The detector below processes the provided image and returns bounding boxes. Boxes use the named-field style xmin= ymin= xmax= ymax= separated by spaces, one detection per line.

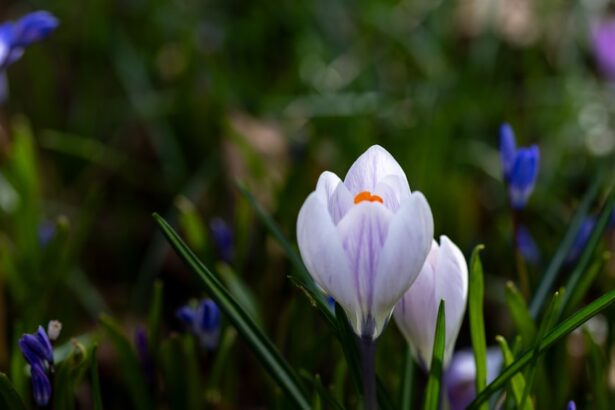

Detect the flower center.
xmin=354 ymin=191 xmax=383 ymax=204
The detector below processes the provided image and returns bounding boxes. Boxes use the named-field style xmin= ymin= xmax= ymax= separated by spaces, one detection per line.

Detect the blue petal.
xmin=12 ymin=11 xmax=58 ymax=48
xmin=18 ymin=336 xmax=44 ymax=367
xmin=499 ymin=123 xmax=517 ymax=181
xmin=567 ymin=401 xmax=576 ymax=410
xmin=508 ymin=145 xmax=540 ymax=209
xmin=197 ymin=299 xmax=220 ymax=332
xmin=0 ymin=23 xmax=14 ymax=67
xmin=31 ymin=363 xmax=51 ymax=407
xmin=35 ymin=326 xmax=54 ymax=363
xmin=210 ymin=218 xmax=234 ymax=263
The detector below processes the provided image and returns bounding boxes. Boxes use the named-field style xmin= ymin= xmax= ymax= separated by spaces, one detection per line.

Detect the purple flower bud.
xmin=30 ymin=363 xmax=51 ymax=407
xmin=516 ymin=225 xmax=541 ymax=264
xmin=134 ymin=325 xmax=154 ymax=385
xmin=12 ymin=11 xmax=58 ymax=48
xmin=209 ymin=217 xmax=234 ymax=263
xmin=38 ymin=221 xmax=55 ymax=247
xmin=568 ymin=216 xmax=596 ymax=264
xmin=176 ymin=306 xmax=195 ymax=326
xmin=568 ymin=400 xmax=576 ymax=410
xmin=499 ymin=124 xmax=540 ymax=209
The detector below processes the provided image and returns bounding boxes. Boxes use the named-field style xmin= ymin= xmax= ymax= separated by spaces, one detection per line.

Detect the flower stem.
xmin=511 ymin=208 xmax=530 ymax=298
xmin=360 ymin=335 xmax=377 ymax=410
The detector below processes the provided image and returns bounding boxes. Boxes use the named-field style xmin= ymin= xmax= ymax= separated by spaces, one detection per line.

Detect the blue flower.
xmin=209 ymin=217 xmax=234 ymax=263
xmin=18 ymin=325 xmax=56 ymax=407
xmin=499 ymin=124 xmax=540 ymax=209
xmin=30 ymin=363 xmax=52 ymax=407
xmin=177 ymin=298 xmax=221 ymax=349
xmin=516 ymin=225 xmax=541 ymax=264
xmin=0 ymin=11 xmax=58 ymax=102
xmin=567 ymin=400 xmax=576 ymax=410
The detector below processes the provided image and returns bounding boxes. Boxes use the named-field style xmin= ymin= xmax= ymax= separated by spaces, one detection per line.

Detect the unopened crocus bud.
xmin=177 ymin=298 xmax=221 ymax=350
xmin=47 ymin=320 xmax=62 ymax=341
xmin=499 ymin=124 xmax=540 ymax=210
xmin=393 ymin=236 xmax=468 ymax=368
xmin=297 ymin=145 xmax=433 ymax=339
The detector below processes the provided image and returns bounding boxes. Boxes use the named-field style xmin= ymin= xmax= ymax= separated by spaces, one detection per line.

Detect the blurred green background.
xmin=1 ymin=0 xmax=615 ymax=408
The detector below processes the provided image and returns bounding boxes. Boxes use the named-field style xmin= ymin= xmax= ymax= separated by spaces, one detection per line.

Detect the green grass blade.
xmin=520 ymin=290 xmax=563 ymax=409
xmin=423 ymin=300 xmax=446 ymax=410
xmin=0 ymin=373 xmax=26 ymax=410
xmin=90 ymin=345 xmax=104 ymax=410
xmin=529 ymin=175 xmax=603 ymax=317
xmin=468 ymin=244 xmax=487 ymax=407
xmin=153 ymin=213 xmax=311 ymax=410
xmin=468 ymin=288 xmax=615 ymax=409
xmin=563 ymin=254 xmax=608 ymax=318
xmin=559 ymin=191 xmax=615 ymax=318
xmin=299 ymin=371 xmax=345 ymax=410
xmin=495 ymin=336 xmax=533 ymax=410
xmin=505 ymin=282 xmax=537 ymax=346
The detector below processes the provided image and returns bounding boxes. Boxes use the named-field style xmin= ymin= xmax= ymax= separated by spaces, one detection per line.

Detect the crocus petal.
xmin=315 ymin=171 xmax=353 ymax=224
xmin=374 ymin=174 xmax=412 ymax=212
xmin=499 ymin=123 xmax=516 ymax=181
xmin=297 ymin=192 xmax=361 ymax=330
xmin=394 ymin=235 xmax=468 ymax=368
xmin=336 ymin=201 xmax=394 ymax=337
xmin=371 ymin=192 xmax=433 ymax=338
xmin=343 ymin=145 xmax=410 ymax=195
xmin=508 ymin=145 xmax=539 ymax=209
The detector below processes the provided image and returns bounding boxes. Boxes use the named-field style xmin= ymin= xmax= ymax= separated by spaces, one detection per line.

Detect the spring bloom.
xmin=499 ymin=124 xmax=540 ymax=210
xmin=592 ymin=17 xmax=615 ymax=81
xmin=297 ymin=145 xmax=433 ymax=339
xmin=394 ymin=236 xmax=468 ymax=368
xmin=567 ymin=401 xmax=576 ymax=410
xmin=0 ymin=11 xmax=58 ymax=101
xmin=444 ymin=348 xmax=502 ymax=410
xmin=177 ymin=298 xmax=221 ymax=349
xmin=18 ymin=325 xmax=58 ymax=407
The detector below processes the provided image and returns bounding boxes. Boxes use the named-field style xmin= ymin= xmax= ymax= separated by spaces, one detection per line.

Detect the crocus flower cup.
xmin=297 ymin=145 xmax=434 ymax=339
xmin=394 ymin=236 xmax=468 ymax=368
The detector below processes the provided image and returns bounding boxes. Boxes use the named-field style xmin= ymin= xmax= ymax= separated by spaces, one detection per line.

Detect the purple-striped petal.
xmin=31 ymin=363 xmax=51 ymax=407
xmin=297 ymin=192 xmax=361 ymax=331
xmin=343 ymin=145 xmax=410 ymax=195
xmin=336 ymin=201 xmax=393 ymax=337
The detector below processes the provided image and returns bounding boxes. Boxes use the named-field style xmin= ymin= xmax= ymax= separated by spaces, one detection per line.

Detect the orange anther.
xmin=354 ymin=191 xmax=384 ymax=204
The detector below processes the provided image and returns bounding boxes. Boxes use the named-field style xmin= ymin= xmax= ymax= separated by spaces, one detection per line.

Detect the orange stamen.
xmin=354 ymin=191 xmax=384 ymax=204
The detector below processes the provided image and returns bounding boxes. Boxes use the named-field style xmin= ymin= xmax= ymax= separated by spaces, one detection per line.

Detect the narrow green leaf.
xmin=468 ymin=288 xmax=615 ymax=409
xmin=583 ymin=329 xmax=608 ymax=410
xmin=520 ymin=290 xmax=563 ymax=410
xmin=495 ymin=336 xmax=533 ymax=410
xmin=53 ymin=341 xmax=89 ymax=410
xmin=505 ymin=282 xmax=537 ymax=345
xmin=560 ymin=191 xmax=615 ymax=318
xmin=423 ymin=300 xmax=446 ymax=410
xmin=159 ymin=336 xmax=200 ymax=410
xmin=468 ymin=244 xmax=487 ymax=408
xmin=153 ymin=213 xmax=311 ymax=410
xmin=563 ymin=253 xmax=608 ymax=317
xmin=529 ymin=175 xmax=603 ymax=317
xmin=99 ymin=315 xmax=153 ymax=410
xmin=0 ymin=373 xmax=26 ymax=410
xmin=147 ymin=280 xmax=164 ymax=353
xmin=90 ymin=345 xmax=104 ymax=410
xmin=399 ymin=347 xmax=415 ymax=410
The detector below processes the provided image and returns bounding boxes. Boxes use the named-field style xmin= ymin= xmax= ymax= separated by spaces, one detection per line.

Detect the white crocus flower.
xmin=393 ymin=236 xmax=468 ymax=368
xmin=297 ymin=145 xmax=433 ymax=339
